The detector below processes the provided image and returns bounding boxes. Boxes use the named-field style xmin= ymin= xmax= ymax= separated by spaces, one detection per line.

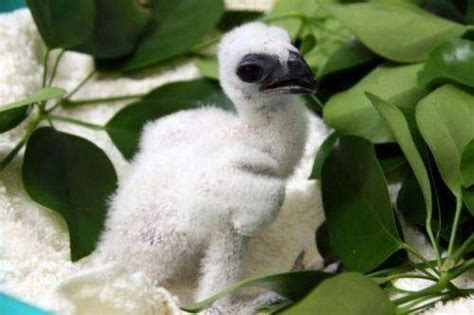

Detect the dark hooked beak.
xmin=260 ymin=51 xmax=317 ymax=95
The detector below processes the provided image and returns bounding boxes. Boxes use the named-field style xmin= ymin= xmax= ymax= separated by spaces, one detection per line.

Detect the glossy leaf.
xmin=321 ymin=136 xmax=402 ymax=272
xmin=72 ymin=0 xmax=150 ymax=58
xmin=27 ymin=0 xmax=95 ymax=49
xmin=267 ymin=0 xmax=324 ymax=38
xmin=183 ymin=270 xmax=331 ymax=313
xmin=300 ymin=34 xmax=316 ymax=55
xmin=318 ymin=39 xmax=379 ymax=79
xmin=0 ymin=87 xmax=65 ymax=113
xmin=282 ymin=272 xmax=395 ymax=315
xmin=309 ymin=132 xmax=338 ymax=180
xmin=322 ymin=1 xmax=466 ymax=62
xmin=324 ymin=64 xmax=427 ymax=143
xmin=0 ymin=108 xmax=28 ymax=134
xmin=0 ymin=87 xmax=66 ymax=133
xmin=416 ymin=85 xmax=474 ymax=197
xmin=419 ymin=39 xmax=474 ymax=88
xmin=461 ymin=139 xmax=474 ymax=188
xmin=367 ymin=93 xmax=433 ymax=223
xmin=462 ymin=186 xmax=474 ymax=215
xmin=106 ymin=79 xmax=233 ymax=160
xmin=22 ymin=127 xmax=117 ymax=261
xmin=111 ymin=0 xmax=224 ymax=72
xmin=196 ymin=57 xmax=219 ymax=80
xmin=316 ymin=221 xmax=334 ymax=263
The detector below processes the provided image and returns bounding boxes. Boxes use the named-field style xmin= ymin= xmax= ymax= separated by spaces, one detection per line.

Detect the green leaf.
xmin=217 ymin=10 xmax=263 ymax=32
xmin=366 ymin=93 xmax=433 ymax=223
xmin=419 ymin=39 xmax=474 ymax=88
xmin=196 ymin=56 xmax=219 ymax=80
xmin=0 ymin=87 xmax=65 ymax=113
xmin=183 ymin=270 xmax=331 ymax=313
xmin=27 ymin=0 xmax=95 ymax=49
xmin=22 ymin=127 xmax=117 ymax=261
xmin=106 ymin=79 xmax=233 ymax=160
xmin=321 ymin=136 xmax=402 ymax=272
xmin=300 ymin=34 xmax=316 ymax=55
xmin=282 ymin=272 xmax=395 ymax=315
xmin=467 ymin=0 xmax=474 ymax=24
xmin=322 ymin=1 xmax=467 ymax=62
xmin=398 ymin=174 xmax=473 ymax=239
xmin=461 ymin=139 xmax=474 ymax=188
xmin=416 ymin=85 xmax=474 ymax=197
xmin=318 ymin=39 xmax=379 ymax=79
xmin=323 ymin=64 xmax=427 ymax=143
xmin=110 ymin=0 xmax=224 ymax=72
xmin=461 ymin=139 xmax=474 ymax=215
xmin=28 ymin=0 xmax=150 ymax=58
xmin=462 ymin=186 xmax=474 ymax=215
xmin=309 ymin=132 xmax=338 ymax=180
xmin=73 ymin=0 xmax=150 ymax=58
xmin=267 ymin=0 xmax=324 ymax=38
xmin=316 ymin=221 xmax=334 ymax=263
xmin=0 ymin=108 xmax=28 ymax=134
xmin=0 ymin=87 xmax=66 ymax=133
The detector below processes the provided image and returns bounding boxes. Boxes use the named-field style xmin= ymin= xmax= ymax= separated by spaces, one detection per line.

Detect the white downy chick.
xmin=93 ymin=22 xmax=317 ymax=308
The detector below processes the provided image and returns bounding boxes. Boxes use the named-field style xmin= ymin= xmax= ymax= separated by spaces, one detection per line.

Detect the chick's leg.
xmin=195 ymin=230 xmax=247 ymax=305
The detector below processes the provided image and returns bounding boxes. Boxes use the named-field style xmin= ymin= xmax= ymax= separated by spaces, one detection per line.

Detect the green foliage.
xmin=101 ymin=0 xmax=224 ymax=71
xmin=27 ymin=0 xmax=95 ymax=49
xmin=183 ymin=271 xmax=331 ymax=313
xmin=1 ymin=0 xmax=473 ymax=313
xmin=322 ymin=1 xmax=467 ymax=62
xmin=282 ymin=273 xmax=395 ymax=315
xmin=461 ymin=139 xmax=474 ymax=188
xmin=71 ymin=0 xmax=150 ymax=59
xmin=309 ymin=132 xmax=338 ymax=180
xmin=419 ymin=39 xmax=474 ymax=88
xmin=0 ymin=87 xmax=65 ymax=133
xmin=106 ymin=79 xmax=233 ymax=160
xmin=22 ymin=127 xmax=117 ymax=261
xmin=324 ymin=64 xmax=427 ymax=143
xmin=416 ymin=85 xmax=474 ymax=197
xmin=196 ymin=57 xmax=219 ymax=80
xmin=318 ymin=39 xmax=378 ymax=79
xmin=321 ymin=135 xmax=402 ymax=272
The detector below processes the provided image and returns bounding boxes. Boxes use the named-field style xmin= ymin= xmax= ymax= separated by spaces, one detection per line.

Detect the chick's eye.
xmin=236 ymin=64 xmax=264 ymax=83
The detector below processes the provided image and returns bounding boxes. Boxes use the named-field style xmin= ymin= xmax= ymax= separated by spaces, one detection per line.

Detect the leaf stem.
xmin=447 ymin=196 xmax=463 ymax=257
xmin=63 ymin=93 xmax=146 ymax=107
xmin=401 ymin=243 xmax=439 ymax=276
xmin=393 ymin=272 xmax=450 ymax=306
xmin=66 ymin=69 xmax=97 ymax=100
xmin=0 ymin=139 xmax=26 ymax=171
xmin=48 ymin=49 xmax=65 ymax=86
xmin=42 ymin=48 xmax=50 ymax=88
xmin=48 ymin=115 xmax=105 ymax=131
xmin=425 ymin=153 xmax=442 ymax=268
xmin=373 ymin=273 xmax=436 ymax=284
xmin=452 ymin=234 xmax=474 ymax=264
xmin=448 ymin=258 xmax=474 ymax=280
xmin=47 ymin=69 xmax=97 ymax=113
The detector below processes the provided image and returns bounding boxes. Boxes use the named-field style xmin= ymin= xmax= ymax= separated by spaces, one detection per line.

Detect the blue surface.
xmin=0 ymin=0 xmax=26 ymax=13
xmin=0 ymin=293 xmax=53 ymax=315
